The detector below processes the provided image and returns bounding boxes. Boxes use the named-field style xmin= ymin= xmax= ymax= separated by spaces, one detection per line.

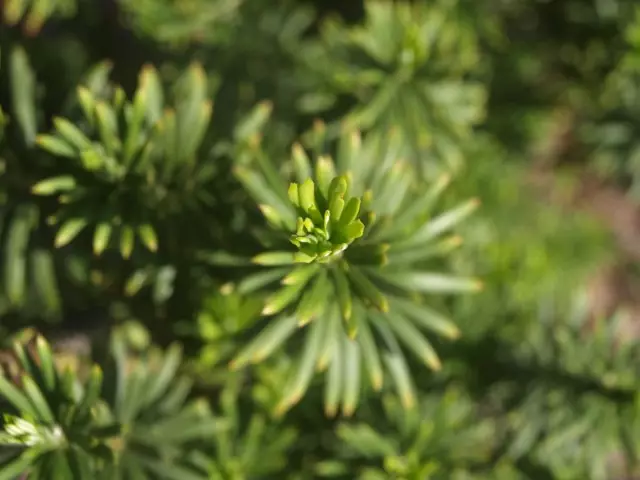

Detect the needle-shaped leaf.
xmin=329 ymin=195 xmax=345 ymax=223
xmin=21 ymin=375 xmax=55 ymax=425
xmin=230 ymin=315 xmax=299 ymax=370
xmin=139 ymin=64 xmax=165 ymax=124
xmin=278 ymin=312 xmax=326 ymax=411
xmin=395 ymin=198 xmax=479 ymax=249
xmin=113 ymin=86 xmax=126 ymax=110
xmin=341 ymin=335 xmax=361 ymax=416
xmin=68 ymin=446 xmax=93 ymax=479
xmin=79 ymin=149 xmax=105 ymax=172
xmin=143 ymin=344 xmax=182 ymax=407
xmin=331 ymin=267 xmax=353 ymax=324
xmin=336 ymin=129 xmax=362 ymax=173
xmin=234 ymin=100 xmax=272 ymax=143
xmin=0 ymin=449 xmax=40 ymax=480
xmin=13 ymin=342 xmax=36 ymax=380
xmin=34 ymin=337 xmax=56 ymax=393
xmin=120 ymin=225 xmax=135 ymax=259
xmin=161 ymin=109 xmax=179 ymax=175
xmin=76 ymin=366 xmax=103 ymax=419
xmin=50 ymin=449 xmax=74 ymax=478
xmin=31 ymin=250 xmax=61 ymax=315
xmin=292 ymin=143 xmax=312 ymax=183
xmin=235 ymin=166 xmax=296 ymax=228
xmin=196 ymin=250 xmax=251 ymax=266
xmin=252 ymin=251 xmax=298 ymax=266
xmin=253 ymin=148 xmax=290 ymax=205
xmin=383 ymin=272 xmax=482 ymax=294
xmin=55 ymin=218 xmax=88 ymax=248
xmin=137 ymin=224 xmax=158 ymax=252
xmin=259 ymin=204 xmax=285 ymax=229
xmin=349 ymin=69 xmax=403 ymax=129
xmin=157 ymin=377 xmax=193 ymax=413
xmin=123 ymin=86 xmax=148 ymax=164
xmin=317 ymin=305 xmax=341 ymax=372
xmin=4 ymin=0 xmax=29 ymax=25
xmin=282 ymin=263 xmax=320 ymax=286
xmin=324 ymin=341 xmax=342 ymax=417
xmin=390 ymin=296 xmax=460 ymax=339
xmin=345 ymin=243 xmax=389 ymax=266
xmin=298 ymin=178 xmax=316 ymax=212
xmin=372 ymin=318 xmax=416 ymax=409
xmin=118 ymin=365 xmax=146 ymax=423
xmin=338 ymin=197 xmax=361 ymax=227
xmin=77 ymin=86 xmax=96 ymax=126
xmin=355 ymin=308 xmax=383 ymax=391
xmin=175 ymin=65 xmax=210 ymax=161
xmin=376 ymin=173 xmax=451 ymax=242
xmin=95 ymin=101 xmax=120 ymax=155
xmin=237 ymin=267 xmax=290 ymax=294
xmin=383 ymin=349 xmax=416 ymax=410
xmin=370 ymin=160 xmax=410 ymax=215
xmin=288 ymin=183 xmax=300 ymax=208
xmin=52 ymin=117 xmax=92 ymax=151
xmin=36 ymin=134 xmax=77 ymax=158
xmin=387 ymin=235 xmax=462 ymax=264
xmin=9 ymin=46 xmax=37 ymax=146
xmin=5 ymin=209 xmax=30 ymax=305
xmin=125 ymin=269 xmax=150 ymax=296
xmin=93 ymin=223 xmax=112 ymax=255
xmin=240 ymin=415 xmax=266 ymax=467
xmin=262 ymin=281 xmax=308 ymax=316
xmin=31 ymin=176 xmax=76 ymax=196
xmin=79 ymin=59 xmax=111 ymax=94
xmin=295 ymin=271 xmax=330 ymax=326
xmin=315 ymin=156 xmax=337 ymax=197
xmin=0 ymin=374 xmax=36 ymax=417
xmin=346 ymin=267 xmax=389 ymax=312
xmin=383 ymin=311 xmax=441 ymax=371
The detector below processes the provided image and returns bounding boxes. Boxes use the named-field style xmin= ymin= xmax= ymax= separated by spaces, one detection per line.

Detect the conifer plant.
xmin=210 ymin=122 xmax=481 ymax=414
xmin=2 ymin=0 xmax=640 ymax=479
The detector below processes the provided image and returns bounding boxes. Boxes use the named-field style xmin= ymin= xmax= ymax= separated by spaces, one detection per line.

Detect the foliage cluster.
xmin=1 ymin=0 xmax=639 ymax=479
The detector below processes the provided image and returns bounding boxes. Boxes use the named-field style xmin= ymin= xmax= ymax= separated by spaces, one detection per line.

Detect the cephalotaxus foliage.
xmin=5 ymin=0 xmax=640 ymax=478
xmin=1 ymin=45 xmax=38 ymax=147
xmin=470 ymin=293 xmax=640 ymax=479
xmin=0 ymin=47 xmax=63 ymax=317
xmin=504 ymin=380 xmax=637 ymax=479
xmin=2 ymin=0 xmax=77 ymax=35
xmin=99 ymin=332 xmax=218 ymax=479
xmin=120 ymin=0 xmax=317 ymax=155
xmin=315 ymin=387 xmax=515 ymax=480
xmin=582 ymin=8 xmax=640 ymax=200
xmin=32 ymin=62 xmax=217 ymax=259
xmin=298 ymin=0 xmax=486 ymax=175
xmin=508 ymin=291 xmax=640 ymax=392
xmin=204 ymin=376 xmax=297 ymax=479
xmin=206 ymin=121 xmax=481 ymax=415
xmin=0 ymin=199 xmax=62 ymax=318
xmin=118 ymin=0 xmax=242 ymax=48
xmin=193 ymin=284 xmax=265 ymax=373
xmin=0 ymin=333 xmax=118 ymax=478
xmin=0 ymin=331 xmax=218 ymax=479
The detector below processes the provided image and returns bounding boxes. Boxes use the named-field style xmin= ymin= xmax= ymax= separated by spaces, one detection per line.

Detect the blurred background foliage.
xmin=1 ymin=0 xmax=640 ymax=478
